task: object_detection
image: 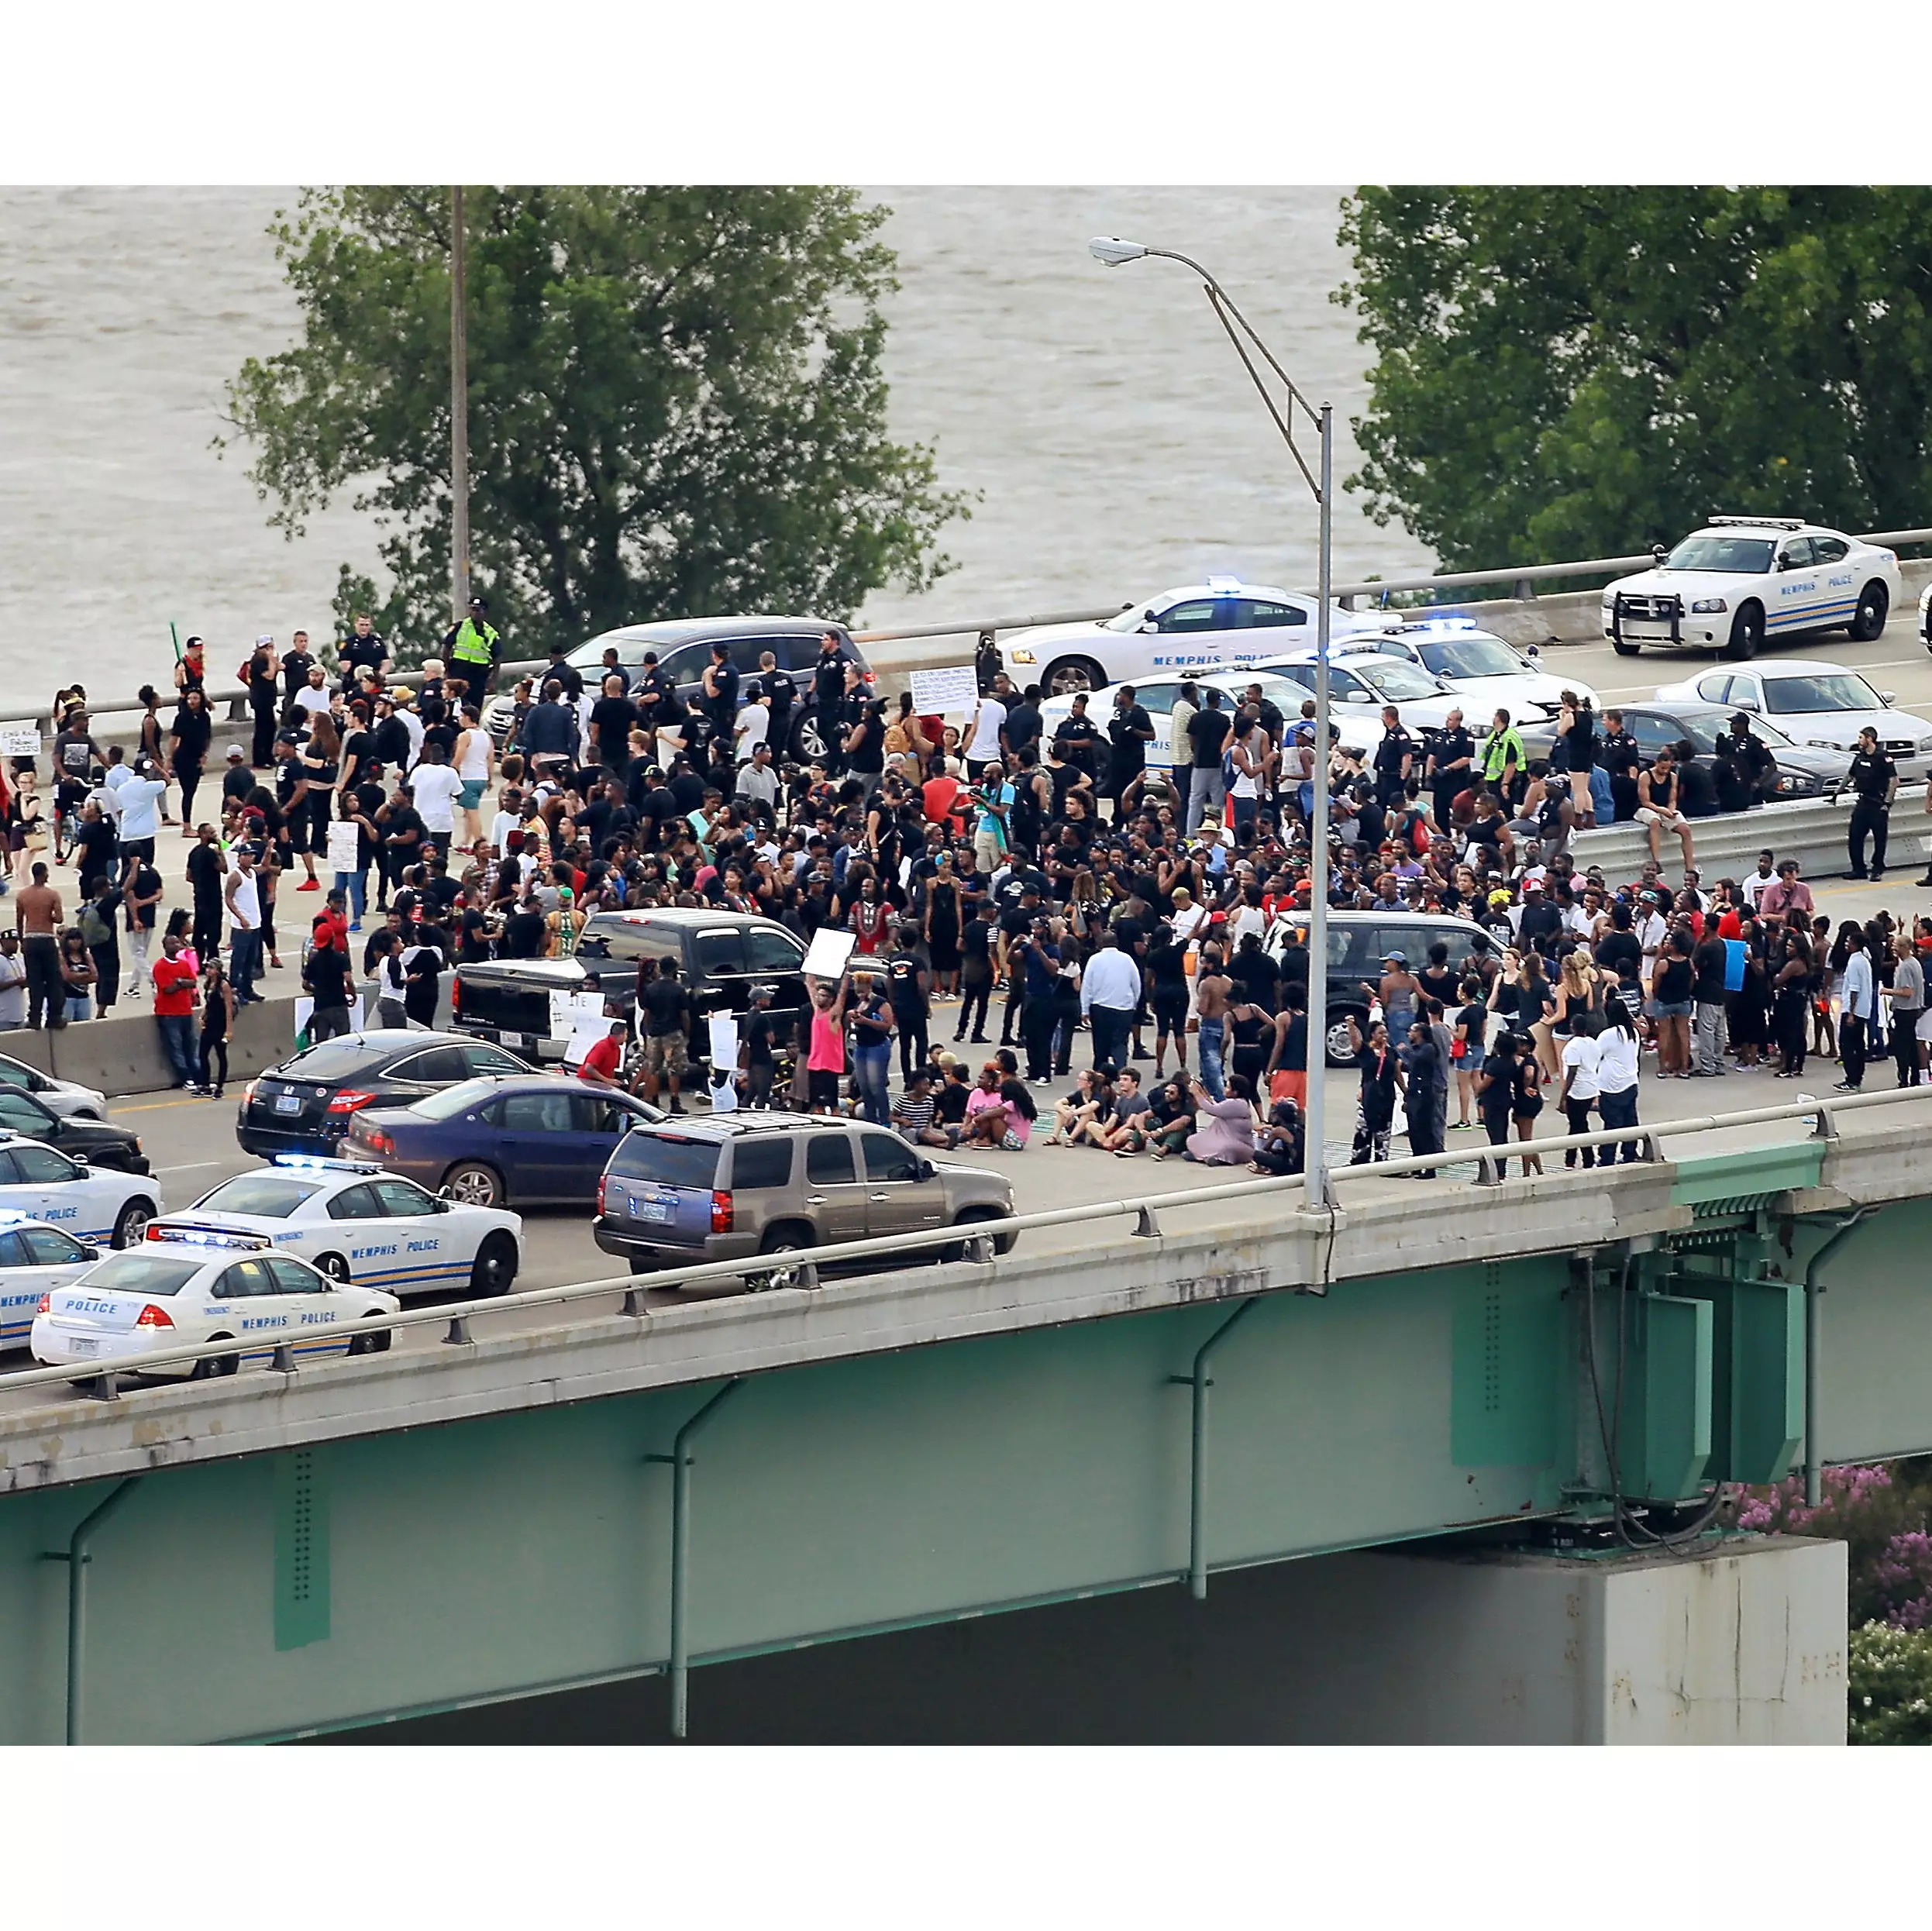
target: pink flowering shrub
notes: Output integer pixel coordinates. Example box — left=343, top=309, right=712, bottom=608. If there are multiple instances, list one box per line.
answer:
left=1737, top=1458, right=1932, bottom=1632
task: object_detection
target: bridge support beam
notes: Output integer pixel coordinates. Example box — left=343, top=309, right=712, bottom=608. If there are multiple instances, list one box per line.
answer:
left=43, top=1477, right=145, bottom=1747
left=1171, top=1297, right=1261, bottom=1602
left=647, top=1379, right=746, bottom=1741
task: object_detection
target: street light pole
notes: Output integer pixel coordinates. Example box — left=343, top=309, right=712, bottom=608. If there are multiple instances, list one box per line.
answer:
left=1089, top=237, right=1336, bottom=1207
left=450, top=184, right=470, bottom=619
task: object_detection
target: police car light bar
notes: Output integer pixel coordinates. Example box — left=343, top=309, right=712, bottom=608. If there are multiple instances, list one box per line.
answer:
left=270, top=1155, right=383, bottom=1175
left=1708, top=515, right=1805, bottom=530
left=1389, top=617, right=1481, bottom=634
left=145, top=1221, right=274, bottom=1251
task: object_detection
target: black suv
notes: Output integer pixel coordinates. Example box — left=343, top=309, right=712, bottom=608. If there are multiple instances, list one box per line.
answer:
left=1263, top=910, right=1492, bottom=1066
left=486, top=616, right=873, bottom=762
left=452, top=907, right=810, bottom=1066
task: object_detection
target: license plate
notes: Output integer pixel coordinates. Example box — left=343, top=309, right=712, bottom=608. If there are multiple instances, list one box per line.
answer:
left=68, top=1336, right=99, bottom=1357
left=633, top=1200, right=670, bottom=1224
left=276, top=1094, right=301, bottom=1114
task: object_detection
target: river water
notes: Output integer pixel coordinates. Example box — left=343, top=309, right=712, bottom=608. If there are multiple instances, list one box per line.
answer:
left=0, top=185, right=1430, bottom=700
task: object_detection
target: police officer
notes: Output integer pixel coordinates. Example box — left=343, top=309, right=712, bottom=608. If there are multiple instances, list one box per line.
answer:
left=1424, top=707, right=1474, bottom=831
left=701, top=640, right=740, bottom=741
left=1477, top=707, right=1525, bottom=804
left=752, top=650, right=797, bottom=759
left=1716, top=711, right=1777, bottom=807
left=443, top=595, right=501, bottom=698
left=1372, top=705, right=1414, bottom=811
left=1845, top=726, right=1898, bottom=880
left=1600, top=708, right=1641, bottom=823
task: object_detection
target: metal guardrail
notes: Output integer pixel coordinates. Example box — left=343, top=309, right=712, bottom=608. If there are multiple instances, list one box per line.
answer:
left=5, top=1083, right=1927, bottom=1407
left=16, top=527, right=1932, bottom=735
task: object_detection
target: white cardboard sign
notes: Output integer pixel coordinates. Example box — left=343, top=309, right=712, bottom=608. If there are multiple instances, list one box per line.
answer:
left=907, top=665, right=980, bottom=716
left=801, top=927, right=857, bottom=982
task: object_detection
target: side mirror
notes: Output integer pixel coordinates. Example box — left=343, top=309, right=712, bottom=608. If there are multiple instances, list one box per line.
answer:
left=71, top=1155, right=89, bottom=1169
left=434, top=1189, right=454, bottom=1208
left=1524, top=644, right=1541, bottom=661
left=77, top=1244, right=100, bottom=1261
left=918, top=1158, right=937, bottom=1182
left=1138, top=620, right=1159, bottom=635
left=1880, top=692, right=1897, bottom=707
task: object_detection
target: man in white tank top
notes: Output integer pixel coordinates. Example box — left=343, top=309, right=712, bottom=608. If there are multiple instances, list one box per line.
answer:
left=223, top=846, right=264, bottom=1005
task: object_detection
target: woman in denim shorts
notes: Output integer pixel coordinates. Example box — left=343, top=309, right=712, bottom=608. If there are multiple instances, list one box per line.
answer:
left=1452, top=977, right=1489, bottom=1128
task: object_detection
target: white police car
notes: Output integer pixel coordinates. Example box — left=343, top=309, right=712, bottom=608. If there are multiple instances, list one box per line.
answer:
left=1603, top=518, right=1901, bottom=659
left=997, top=577, right=1400, bottom=697
left=29, top=1224, right=399, bottom=1379
left=1346, top=619, right=1599, bottom=720
left=0, top=1133, right=160, bottom=1249
left=0, top=1211, right=107, bottom=1349
left=176, top=1155, right=524, bottom=1298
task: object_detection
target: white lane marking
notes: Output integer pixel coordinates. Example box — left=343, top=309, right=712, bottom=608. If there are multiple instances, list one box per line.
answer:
left=158, top=1161, right=226, bottom=1173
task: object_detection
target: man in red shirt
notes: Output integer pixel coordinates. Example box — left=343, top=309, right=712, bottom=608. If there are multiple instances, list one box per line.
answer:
left=577, top=1018, right=629, bottom=1087
left=151, top=933, right=200, bottom=1089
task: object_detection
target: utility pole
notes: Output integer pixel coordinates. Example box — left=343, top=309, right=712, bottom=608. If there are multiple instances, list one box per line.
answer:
left=449, top=184, right=470, bottom=618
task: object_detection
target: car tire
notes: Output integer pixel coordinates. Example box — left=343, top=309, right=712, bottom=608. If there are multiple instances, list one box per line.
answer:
left=1043, top=656, right=1106, bottom=699
left=1848, top=580, right=1889, bottom=642
left=315, top=1252, right=352, bottom=1283
left=110, top=1198, right=153, bottom=1249
left=347, top=1319, right=392, bottom=1355
left=1326, top=1012, right=1365, bottom=1069
left=1725, top=603, right=1765, bottom=660
left=944, top=1206, right=1013, bottom=1263
left=190, top=1336, right=240, bottom=1381
left=746, top=1222, right=815, bottom=1292
left=789, top=711, right=832, bottom=762
left=442, top=1161, right=505, bottom=1208
left=1610, top=633, right=1642, bottom=656
left=469, top=1232, right=518, bottom=1298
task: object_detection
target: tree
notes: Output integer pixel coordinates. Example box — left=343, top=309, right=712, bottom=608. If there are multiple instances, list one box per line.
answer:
left=1334, top=188, right=1932, bottom=570
left=224, top=187, right=969, bottom=662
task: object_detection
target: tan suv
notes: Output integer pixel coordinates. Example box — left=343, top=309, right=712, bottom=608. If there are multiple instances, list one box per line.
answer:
left=594, top=1113, right=1017, bottom=1284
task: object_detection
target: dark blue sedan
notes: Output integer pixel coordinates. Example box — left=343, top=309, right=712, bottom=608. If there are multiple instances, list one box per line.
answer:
left=342, top=1076, right=666, bottom=1208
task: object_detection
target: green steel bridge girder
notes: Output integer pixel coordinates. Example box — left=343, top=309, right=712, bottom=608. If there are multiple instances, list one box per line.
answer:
left=1, top=1190, right=1927, bottom=1744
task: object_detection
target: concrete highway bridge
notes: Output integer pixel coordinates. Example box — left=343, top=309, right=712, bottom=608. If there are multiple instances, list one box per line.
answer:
left=2, top=1086, right=1928, bottom=1745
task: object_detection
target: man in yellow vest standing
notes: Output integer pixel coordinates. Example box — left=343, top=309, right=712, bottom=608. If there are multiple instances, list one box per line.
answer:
left=444, top=594, right=502, bottom=700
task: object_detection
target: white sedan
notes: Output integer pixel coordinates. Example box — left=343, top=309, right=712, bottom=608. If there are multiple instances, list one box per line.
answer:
left=30, top=1225, right=399, bottom=1379
left=0, top=1131, right=160, bottom=1248
left=1653, top=659, right=1932, bottom=779
left=1040, top=656, right=1461, bottom=775
left=997, top=576, right=1400, bottom=697
left=177, top=1155, right=524, bottom=1297
left=0, top=1052, right=107, bottom=1122
left=1344, top=619, right=1598, bottom=720
left=0, top=1210, right=108, bottom=1349
left=1603, top=518, right=1901, bottom=659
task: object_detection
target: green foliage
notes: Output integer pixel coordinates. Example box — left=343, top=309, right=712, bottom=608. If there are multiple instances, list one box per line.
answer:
left=224, top=187, right=969, bottom=663
left=1850, top=1622, right=1932, bottom=1745
left=1334, top=188, right=1932, bottom=568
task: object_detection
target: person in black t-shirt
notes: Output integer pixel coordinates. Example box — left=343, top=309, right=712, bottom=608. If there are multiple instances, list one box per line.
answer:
left=1051, top=694, right=1104, bottom=781
left=338, top=614, right=388, bottom=693
left=701, top=642, right=740, bottom=738
left=589, top=674, right=637, bottom=770
left=752, top=653, right=797, bottom=756
left=501, top=890, right=548, bottom=959
left=1001, top=687, right=1044, bottom=761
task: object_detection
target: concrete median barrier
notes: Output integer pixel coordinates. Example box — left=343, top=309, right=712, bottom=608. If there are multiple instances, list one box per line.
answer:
left=42, top=991, right=304, bottom=1098
left=1569, top=795, right=1862, bottom=884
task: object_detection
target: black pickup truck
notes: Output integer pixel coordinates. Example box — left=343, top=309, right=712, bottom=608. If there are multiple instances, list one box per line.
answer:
left=451, top=908, right=811, bottom=1066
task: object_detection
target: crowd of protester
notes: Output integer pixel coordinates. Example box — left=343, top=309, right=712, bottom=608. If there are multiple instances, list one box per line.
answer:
left=4, top=619, right=1929, bottom=1177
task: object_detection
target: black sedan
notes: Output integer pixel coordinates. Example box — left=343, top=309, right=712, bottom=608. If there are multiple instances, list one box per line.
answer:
left=343, top=1075, right=666, bottom=1206
left=1516, top=703, right=1849, bottom=800
left=236, top=1030, right=533, bottom=1158
left=0, top=1085, right=147, bottom=1172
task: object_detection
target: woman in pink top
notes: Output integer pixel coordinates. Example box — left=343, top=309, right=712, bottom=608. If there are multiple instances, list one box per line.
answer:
left=1186, top=1073, right=1259, bottom=1165
left=804, top=971, right=849, bottom=1116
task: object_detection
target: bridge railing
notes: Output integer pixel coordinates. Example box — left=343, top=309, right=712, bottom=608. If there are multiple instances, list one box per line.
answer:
left=6, top=1083, right=1928, bottom=1406
left=20, top=526, right=1930, bottom=736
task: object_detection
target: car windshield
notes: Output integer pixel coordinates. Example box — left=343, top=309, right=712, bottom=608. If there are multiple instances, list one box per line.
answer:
left=276, top=1038, right=397, bottom=1082
left=1417, top=636, right=1524, bottom=680
left=75, top=1254, right=202, bottom=1296
left=411, top=1079, right=498, bottom=1122
left=1663, top=534, right=1777, bottom=573
left=1762, top=675, right=1882, bottom=715
left=1353, top=661, right=1444, bottom=701
left=192, top=1176, right=324, bottom=1220
left=605, top=1132, right=722, bottom=1190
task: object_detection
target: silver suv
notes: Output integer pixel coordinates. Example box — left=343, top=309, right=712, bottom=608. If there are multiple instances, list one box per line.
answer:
left=594, top=1114, right=1016, bottom=1283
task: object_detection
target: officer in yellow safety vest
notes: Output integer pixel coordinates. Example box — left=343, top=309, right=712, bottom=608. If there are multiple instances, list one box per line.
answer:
left=1476, top=707, right=1525, bottom=800
left=443, top=595, right=501, bottom=698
